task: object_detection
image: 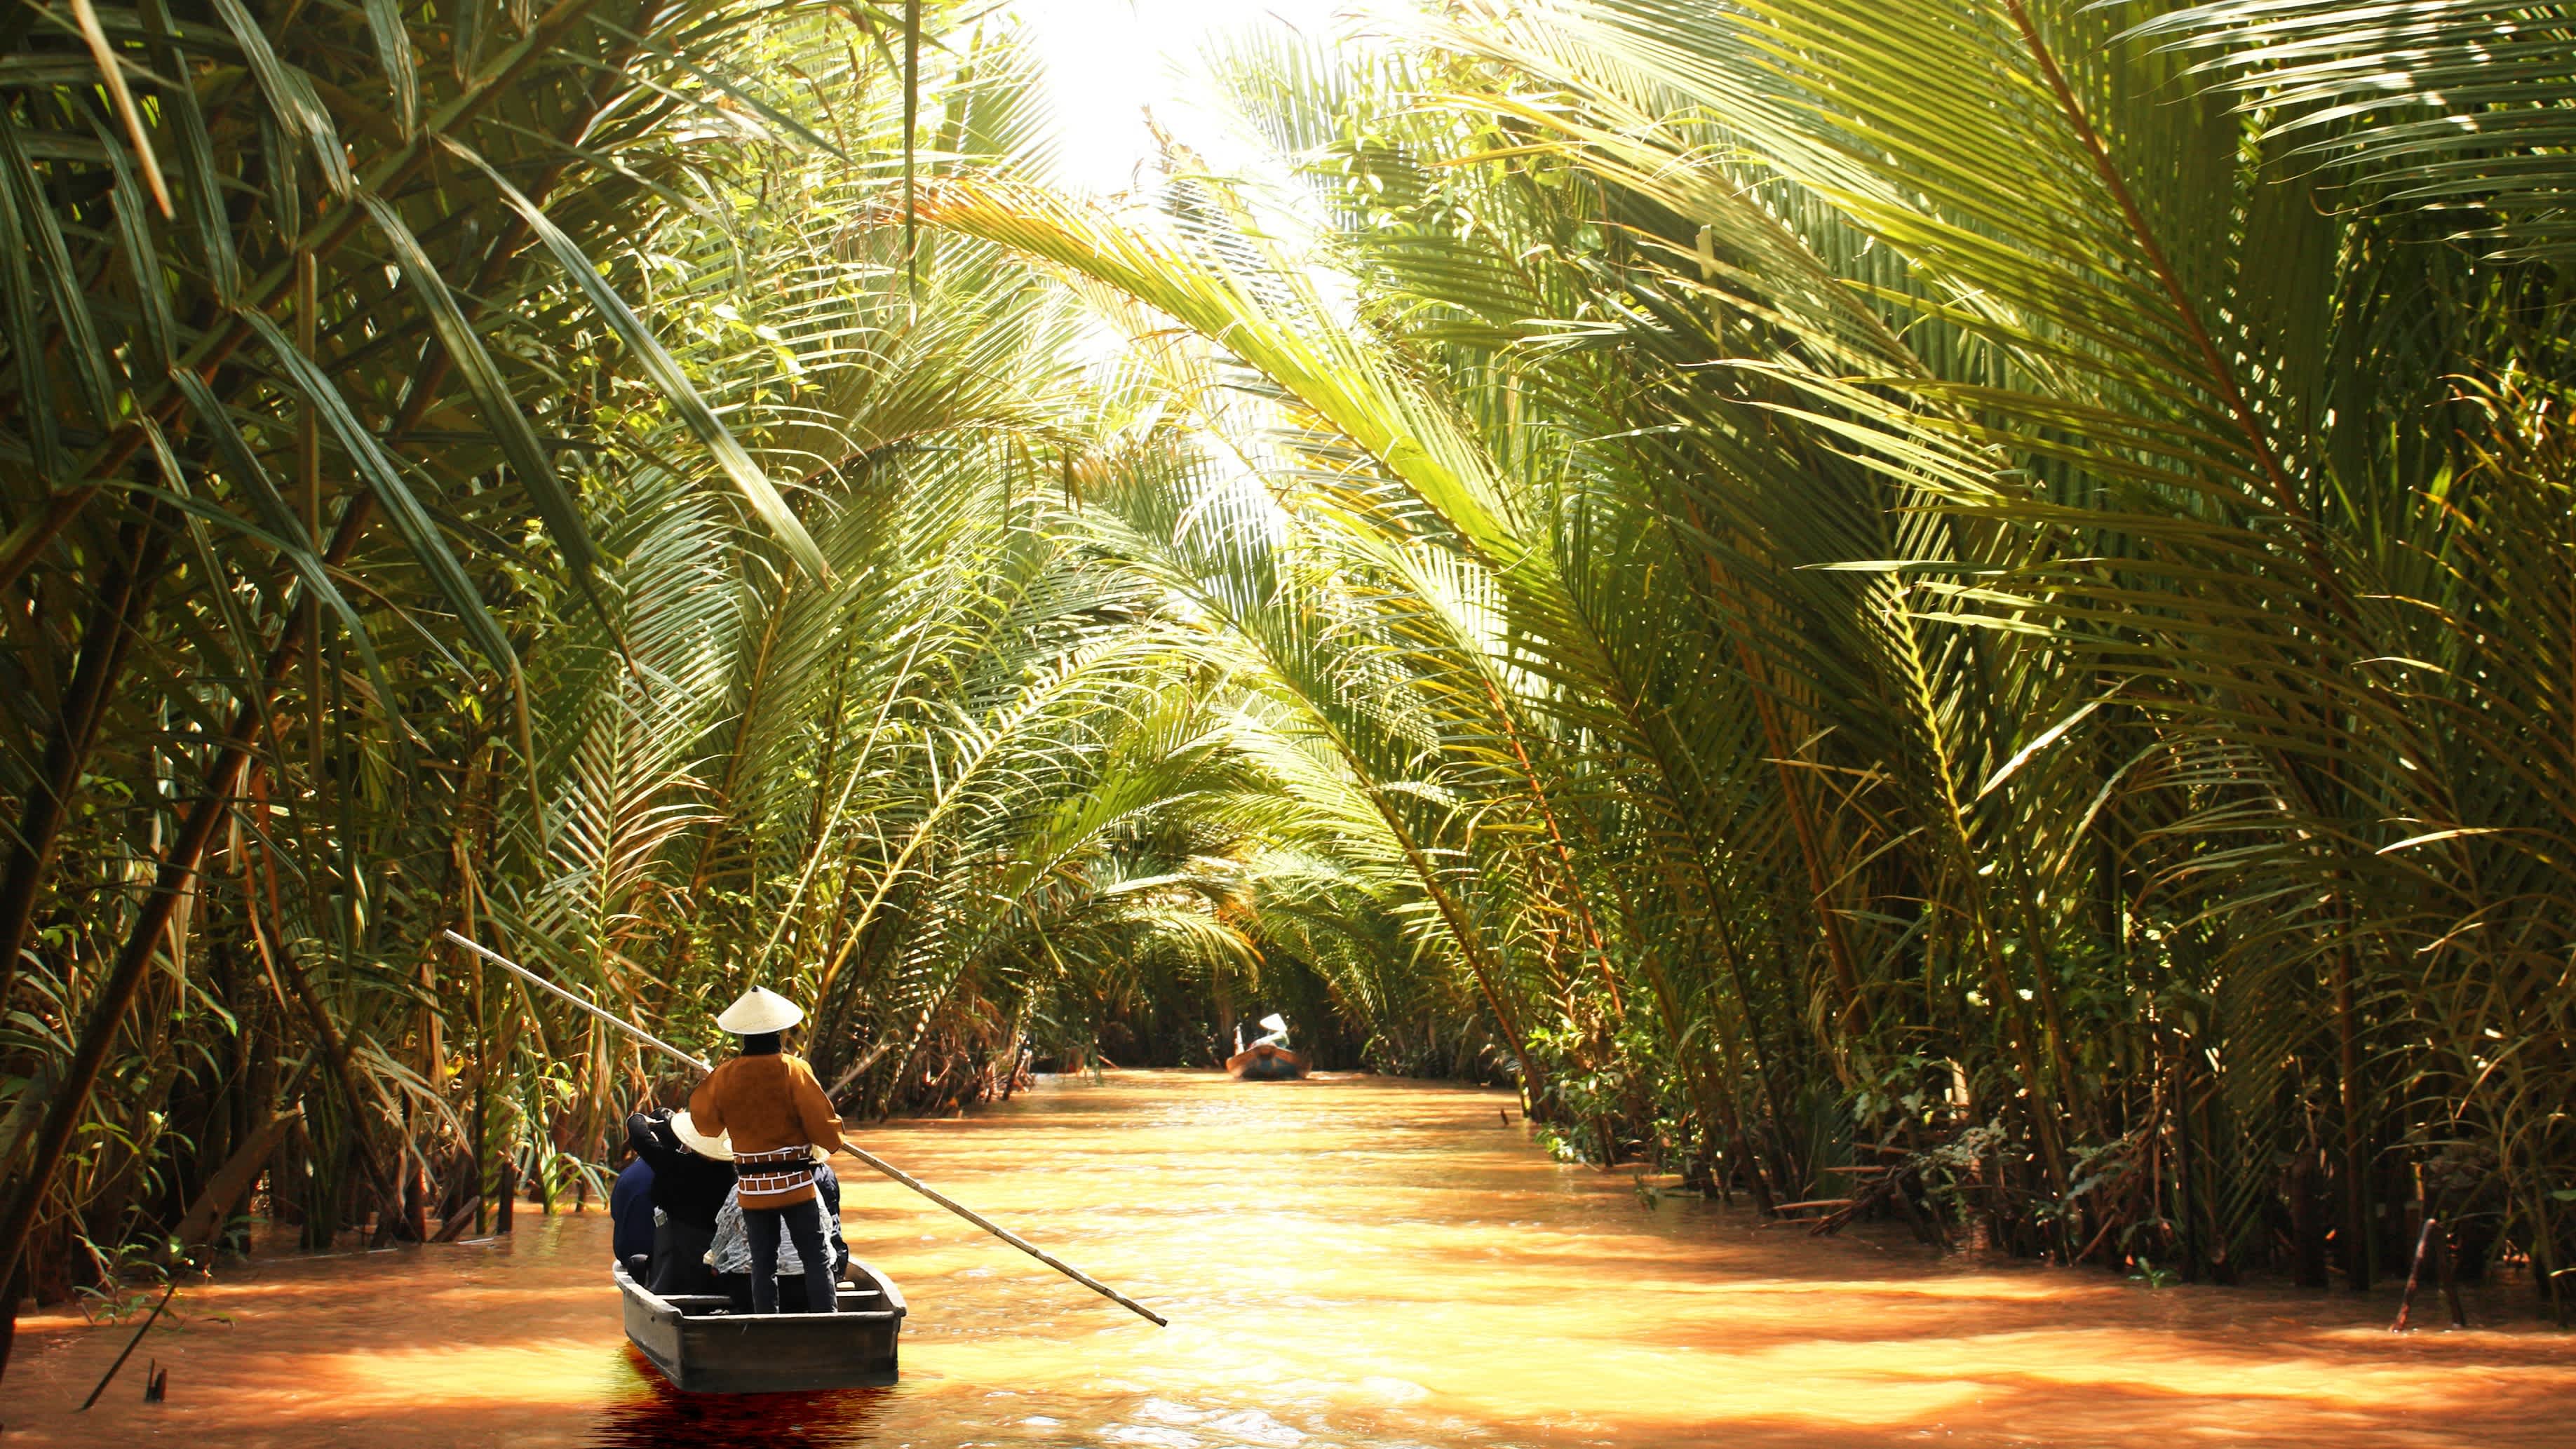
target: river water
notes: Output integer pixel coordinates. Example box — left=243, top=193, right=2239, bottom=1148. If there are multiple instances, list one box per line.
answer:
left=8, top=1072, right=2571, bottom=1446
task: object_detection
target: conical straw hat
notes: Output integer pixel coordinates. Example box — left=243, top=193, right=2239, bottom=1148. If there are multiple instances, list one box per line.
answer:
left=668, top=1110, right=731, bottom=1160
left=716, top=985, right=804, bottom=1035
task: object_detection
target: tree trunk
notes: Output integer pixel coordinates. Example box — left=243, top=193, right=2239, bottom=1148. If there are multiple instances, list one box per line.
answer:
left=0, top=1258, right=22, bottom=1383
left=251, top=900, right=401, bottom=1228
left=174, top=1108, right=299, bottom=1252
left=2331, top=943, right=2372, bottom=1290
left=2170, top=1039, right=2201, bottom=1281
left=2292, top=1150, right=2329, bottom=1288
left=0, top=497, right=378, bottom=1380
left=0, top=37, right=824, bottom=1375
left=0, top=513, right=170, bottom=1008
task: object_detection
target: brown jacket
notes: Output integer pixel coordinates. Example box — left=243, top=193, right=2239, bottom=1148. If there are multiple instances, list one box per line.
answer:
left=687, top=1053, right=844, bottom=1207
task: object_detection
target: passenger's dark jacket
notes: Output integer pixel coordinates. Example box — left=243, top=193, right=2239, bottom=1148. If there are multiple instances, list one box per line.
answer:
left=609, top=1156, right=656, bottom=1264
left=625, top=1111, right=739, bottom=1232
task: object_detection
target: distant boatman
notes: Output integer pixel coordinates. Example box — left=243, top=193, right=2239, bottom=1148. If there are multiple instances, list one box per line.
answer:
left=685, top=985, right=844, bottom=1314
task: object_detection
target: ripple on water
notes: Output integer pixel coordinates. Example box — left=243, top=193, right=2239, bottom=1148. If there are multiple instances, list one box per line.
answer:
left=1105, top=1426, right=1204, bottom=1448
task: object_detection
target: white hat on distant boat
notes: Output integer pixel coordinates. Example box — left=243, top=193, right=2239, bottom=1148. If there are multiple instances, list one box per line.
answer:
left=668, top=1109, right=731, bottom=1160
left=717, top=985, right=804, bottom=1036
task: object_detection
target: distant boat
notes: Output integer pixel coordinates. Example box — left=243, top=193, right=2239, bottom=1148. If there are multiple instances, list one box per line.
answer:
left=1226, top=1041, right=1307, bottom=1080
left=616, top=1258, right=906, bottom=1392
left=1229, top=1014, right=1305, bottom=1079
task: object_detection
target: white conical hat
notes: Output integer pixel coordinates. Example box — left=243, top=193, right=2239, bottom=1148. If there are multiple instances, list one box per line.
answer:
left=1259, top=1013, right=1288, bottom=1034
left=668, top=1109, right=731, bottom=1160
left=717, top=985, right=804, bottom=1035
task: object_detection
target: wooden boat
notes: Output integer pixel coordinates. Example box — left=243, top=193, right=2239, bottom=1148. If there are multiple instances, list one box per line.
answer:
left=1226, top=1041, right=1307, bottom=1080
left=615, top=1258, right=906, bottom=1393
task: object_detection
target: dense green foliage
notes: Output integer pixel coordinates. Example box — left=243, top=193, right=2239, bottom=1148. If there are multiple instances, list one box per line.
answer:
left=943, top=0, right=2576, bottom=1300
left=2, top=0, right=2572, bottom=1342
left=0, top=0, right=1344, bottom=1319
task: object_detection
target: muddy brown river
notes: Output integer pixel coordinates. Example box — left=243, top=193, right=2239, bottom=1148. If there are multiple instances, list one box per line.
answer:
left=8, top=1072, right=2572, bottom=1445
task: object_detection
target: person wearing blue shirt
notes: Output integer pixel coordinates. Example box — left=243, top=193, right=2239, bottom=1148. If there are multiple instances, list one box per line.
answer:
left=609, top=1147, right=656, bottom=1272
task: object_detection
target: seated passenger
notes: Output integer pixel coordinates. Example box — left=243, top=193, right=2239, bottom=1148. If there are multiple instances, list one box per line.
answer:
left=628, top=1107, right=737, bottom=1298
left=609, top=1141, right=655, bottom=1274
left=704, top=1164, right=849, bottom=1313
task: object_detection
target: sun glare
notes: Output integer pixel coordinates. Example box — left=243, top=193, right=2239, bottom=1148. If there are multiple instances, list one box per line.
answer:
left=1013, top=0, right=1349, bottom=194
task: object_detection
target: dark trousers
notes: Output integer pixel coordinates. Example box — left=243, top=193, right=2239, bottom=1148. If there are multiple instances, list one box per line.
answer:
left=648, top=1218, right=717, bottom=1298
left=746, top=1201, right=838, bottom=1314
left=716, top=1272, right=828, bottom=1312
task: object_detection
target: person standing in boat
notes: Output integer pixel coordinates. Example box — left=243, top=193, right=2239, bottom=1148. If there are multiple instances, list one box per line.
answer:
left=685, top=985, right=844, bottom=1314
left=703, top=1163, right=850, bottom=1312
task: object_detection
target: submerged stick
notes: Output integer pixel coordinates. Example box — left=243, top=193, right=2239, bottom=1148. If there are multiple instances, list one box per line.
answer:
left=2393, top=1217, right=2437, bottom=1333
left=439, top=930, right=1168, bottom=1327
left=80, top=1275, right=178, bottom=1410
left=2438, top=1220, right=2469, bottom=1328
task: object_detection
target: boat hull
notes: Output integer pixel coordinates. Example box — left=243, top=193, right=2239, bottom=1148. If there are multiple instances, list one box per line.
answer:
left=1226, top=1044, right=1307, bottom=1080
left=616, top=1259, right=905, bottom=1393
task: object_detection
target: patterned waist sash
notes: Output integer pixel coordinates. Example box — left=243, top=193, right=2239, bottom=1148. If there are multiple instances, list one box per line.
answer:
left=734, top=1145, right=818, bottom=1199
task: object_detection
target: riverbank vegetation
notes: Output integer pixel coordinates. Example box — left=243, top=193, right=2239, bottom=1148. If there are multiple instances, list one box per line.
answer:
left=4, top=0, right=2572, bottom=1359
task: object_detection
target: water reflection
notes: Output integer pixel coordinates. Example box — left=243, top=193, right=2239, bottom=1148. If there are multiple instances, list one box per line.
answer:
left=8, top=1072, right=2574, bottom=1448
left=590, top=1347, right=890, bottom=1447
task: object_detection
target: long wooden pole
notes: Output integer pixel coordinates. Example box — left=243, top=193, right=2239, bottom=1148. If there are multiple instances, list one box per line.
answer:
left=439, top=931, right=1167, bottom=1327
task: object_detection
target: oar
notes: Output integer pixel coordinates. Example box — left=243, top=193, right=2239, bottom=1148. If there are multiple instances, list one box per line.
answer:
left=439, top=929, right=1168, bottom=1327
